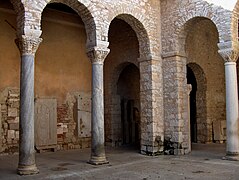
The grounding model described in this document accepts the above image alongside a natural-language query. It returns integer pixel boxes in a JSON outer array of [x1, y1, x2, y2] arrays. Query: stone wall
[[0, 0, 236, 156], [161, 0, 232, 54], [0, 89, 92, 154], [161, 0, 228, 154], [0, 88, 20, 154], [104, 19, 139, 146], [186, 19, 226, 143], [56, 92, 91, 151]]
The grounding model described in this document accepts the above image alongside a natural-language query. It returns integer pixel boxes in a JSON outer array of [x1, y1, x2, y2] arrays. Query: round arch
[[161, 0, 232, 55], [107, 13, 152, 60], [177, 17, 220, 55], [23, 0, 97, 47]]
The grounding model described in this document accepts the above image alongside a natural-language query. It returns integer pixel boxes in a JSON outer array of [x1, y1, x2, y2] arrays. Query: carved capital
[[218, 42, 239, 63], [218, 48, 239, 63], [15, 35, 42, 56], [87, 46, 110, 64]]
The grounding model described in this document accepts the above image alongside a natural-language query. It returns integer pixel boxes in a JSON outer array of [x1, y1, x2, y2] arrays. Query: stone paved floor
[[0, 144, 238, 180]]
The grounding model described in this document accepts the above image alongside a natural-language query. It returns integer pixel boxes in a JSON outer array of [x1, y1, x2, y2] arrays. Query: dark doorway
[[117, 64, 140, 148], [121, 99, 140, 146], [187, 66, 197, 143]]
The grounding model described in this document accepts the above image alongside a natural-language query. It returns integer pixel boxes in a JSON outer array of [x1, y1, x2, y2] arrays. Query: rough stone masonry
[[0, 0, 239, 175]]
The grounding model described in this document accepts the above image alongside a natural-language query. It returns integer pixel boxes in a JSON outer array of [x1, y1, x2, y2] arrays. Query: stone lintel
[[15, 35, 42, 56], [87, 46, 110, 64]]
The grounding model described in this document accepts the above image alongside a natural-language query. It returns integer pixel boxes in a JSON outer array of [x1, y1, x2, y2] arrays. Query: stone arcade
[[0, 0, 239, 175]]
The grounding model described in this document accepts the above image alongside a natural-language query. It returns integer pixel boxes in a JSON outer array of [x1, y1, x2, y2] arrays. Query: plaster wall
[[0, 4, 19, 92], [36, 8, 91, 104]]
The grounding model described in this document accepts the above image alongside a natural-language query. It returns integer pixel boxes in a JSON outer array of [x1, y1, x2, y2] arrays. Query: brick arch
[[107, 12, 152, 60], [22, 0, 97, 47], [178, 17, 219, 54]]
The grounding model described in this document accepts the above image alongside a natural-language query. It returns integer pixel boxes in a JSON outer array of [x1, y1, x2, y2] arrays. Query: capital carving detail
[[87, 46, 110, 64], [219, 49, 239, 63], [15, 35, 42, 56]]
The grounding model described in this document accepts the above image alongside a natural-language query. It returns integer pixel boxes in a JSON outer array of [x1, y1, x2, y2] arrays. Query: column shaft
[[18, 54, 39, 175], [225, 62, 239, 157], [16, 35, 42, 175], [89, 63, 108, 164]]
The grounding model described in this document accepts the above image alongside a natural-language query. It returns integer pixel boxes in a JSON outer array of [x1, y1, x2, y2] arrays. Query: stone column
[[219, 46, 239, 161], [16, 35, 42, 174], [87, 46, 110, 165]]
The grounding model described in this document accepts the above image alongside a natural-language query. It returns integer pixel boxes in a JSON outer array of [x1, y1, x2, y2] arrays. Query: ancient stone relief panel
[[35, 98, 57, 150], [77, 93, 91, 138]]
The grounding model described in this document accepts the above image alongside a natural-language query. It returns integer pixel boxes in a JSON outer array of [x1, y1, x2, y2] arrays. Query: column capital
[[15, 35, 42, 56], [87, 46, 110, 64], [218, 42, 239, 63], [218, 48, 239, 63]]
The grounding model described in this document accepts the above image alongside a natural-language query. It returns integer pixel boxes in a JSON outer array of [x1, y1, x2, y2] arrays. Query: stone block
[[8, 108, 18, 117], [15, 131, 19, 139], [13, 140, 18, 144], [35, 98, 57, 149], [77, 111, 91, 138], [63, 125, 68, 133], [181, 142, 188, 148], [57, 126, 63, 135], [3, 123, 8, 129], [77, 92, 91, 112], [7, 138, 12, 144], [7, 130, 15, 139], [57, 137, 64, 142], [9, 123, 19, 130]]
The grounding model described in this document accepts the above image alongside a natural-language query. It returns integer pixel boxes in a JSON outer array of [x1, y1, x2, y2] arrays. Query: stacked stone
[[1, 89, 20, 154], [57, 104, 70, 150], [57, 101, 89, 151]]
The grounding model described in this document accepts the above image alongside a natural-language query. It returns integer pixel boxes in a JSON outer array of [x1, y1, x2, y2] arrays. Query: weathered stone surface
[[7, 130, 15, 139], [77, 93, 91, 138], [0, 0, 237, 165], [35, 98, 57, 150]]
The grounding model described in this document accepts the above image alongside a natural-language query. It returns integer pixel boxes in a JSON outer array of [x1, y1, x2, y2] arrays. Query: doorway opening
[[117, 64, 140, 148], [187, 65, 197, 143]]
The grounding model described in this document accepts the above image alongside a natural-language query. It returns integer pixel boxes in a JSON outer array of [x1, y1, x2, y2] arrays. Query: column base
[[88, 156, 109, 165], [222, 153, 239, 161], [17, 164, 39, 175]]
